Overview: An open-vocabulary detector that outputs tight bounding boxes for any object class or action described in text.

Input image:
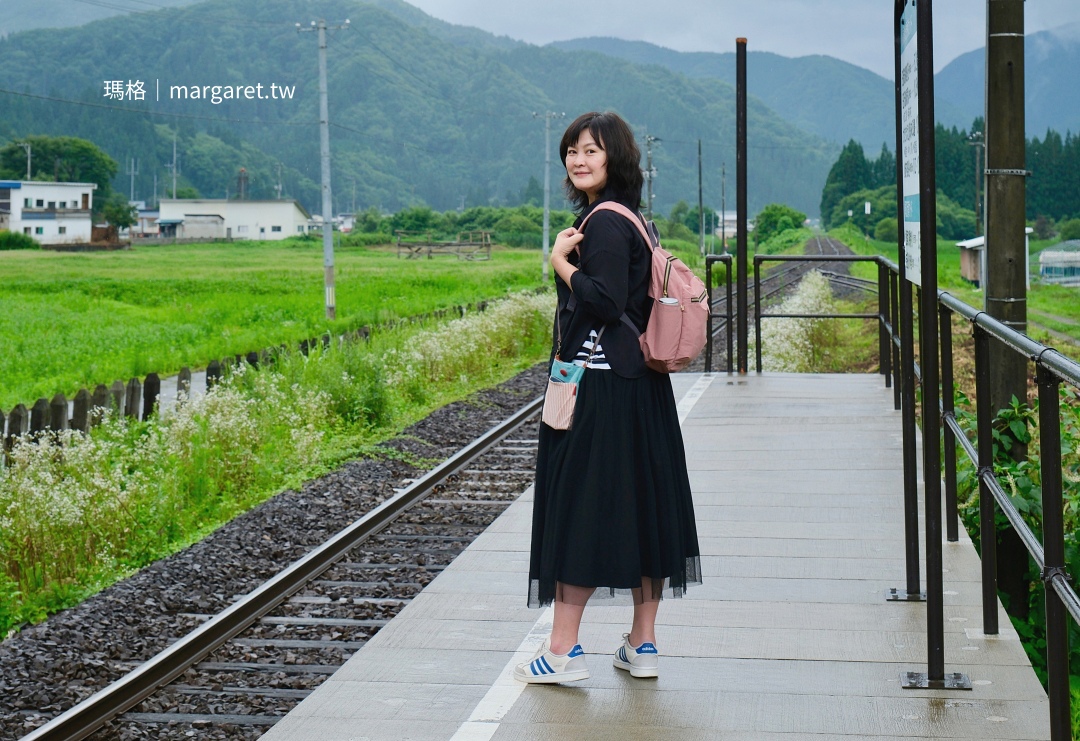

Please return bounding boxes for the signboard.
[900,2,921,285]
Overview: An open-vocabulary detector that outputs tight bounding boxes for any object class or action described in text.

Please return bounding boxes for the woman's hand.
[550,227,583,287]
[551,227,583,264]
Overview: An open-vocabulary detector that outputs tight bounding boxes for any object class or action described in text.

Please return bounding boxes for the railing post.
[705,258,714,373]
[726,258,734,373]
[939,304,959,542]
[878,262,890,385]
[889,272,923,602]
[973,324,999,635]
[891,268,901,410]
[1036,363,1071,741]
[754,256,762,372]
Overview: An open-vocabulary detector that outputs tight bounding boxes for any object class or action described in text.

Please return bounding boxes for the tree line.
[820,119,1080,241]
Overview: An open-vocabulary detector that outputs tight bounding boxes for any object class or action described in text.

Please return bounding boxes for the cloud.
[405,0,1080,78]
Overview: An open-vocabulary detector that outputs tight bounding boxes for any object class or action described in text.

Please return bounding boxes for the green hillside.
[0,0,836,216]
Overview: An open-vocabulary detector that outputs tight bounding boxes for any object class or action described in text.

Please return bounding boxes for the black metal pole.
[1036,364,1071,741]
[891,0,923,605]
[754,257,762,372]
[878,263,886,381]
[736,37,748,374]
[704,261,712,378]
[705,259,714,372]
[974,324,1000,636]
[726,260,734,373]
[891,269,902,410]
[940,304,959,542]
[915,0,946,685]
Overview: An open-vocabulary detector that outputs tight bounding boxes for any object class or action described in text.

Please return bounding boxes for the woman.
[515,111,701,684]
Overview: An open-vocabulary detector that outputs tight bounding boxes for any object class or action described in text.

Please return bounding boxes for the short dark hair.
[559,111,643,212]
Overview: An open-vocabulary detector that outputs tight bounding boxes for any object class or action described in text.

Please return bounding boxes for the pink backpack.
[579,202,709,373]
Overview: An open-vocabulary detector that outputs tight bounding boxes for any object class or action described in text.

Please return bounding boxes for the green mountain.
[935,22,1080,136]
[551,37,899,152]
[0,0,837,216]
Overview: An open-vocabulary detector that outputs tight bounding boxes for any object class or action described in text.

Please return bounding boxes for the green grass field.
[831,223,1080,347]
[0,240,547,409]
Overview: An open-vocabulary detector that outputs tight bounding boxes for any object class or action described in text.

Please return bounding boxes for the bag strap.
[578,201,654,250]
[577,201,650,336]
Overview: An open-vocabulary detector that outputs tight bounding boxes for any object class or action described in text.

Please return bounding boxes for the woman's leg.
[628,578,660,646]
[549,583,595,654]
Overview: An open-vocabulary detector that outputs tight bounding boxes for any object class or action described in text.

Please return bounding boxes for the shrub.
[0,230,39,251]
[1059,218,1080,241]
[875,217,899,243]
[754,203,808,245]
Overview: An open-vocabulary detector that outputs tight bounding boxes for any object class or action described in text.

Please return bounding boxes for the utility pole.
[534,111,564,283]
[967,130,984,237]
[697,139,705,256]
[299,17,350,321]
[18,142,30,180]
[153,171,158,209]
[984,0,1030,626]
[275,163,284,200]
[126,157,139,201]
[171,133,177,197]
[644,133,659,220]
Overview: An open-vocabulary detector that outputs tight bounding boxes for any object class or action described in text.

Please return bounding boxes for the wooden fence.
[0,299,492,462]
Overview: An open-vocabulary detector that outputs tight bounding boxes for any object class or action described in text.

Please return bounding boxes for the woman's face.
[565,130,608,203]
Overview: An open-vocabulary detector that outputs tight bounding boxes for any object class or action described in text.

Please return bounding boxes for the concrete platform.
[261,373,1050,741]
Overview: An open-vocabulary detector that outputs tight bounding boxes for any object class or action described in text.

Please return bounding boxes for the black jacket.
[551,190,653,378]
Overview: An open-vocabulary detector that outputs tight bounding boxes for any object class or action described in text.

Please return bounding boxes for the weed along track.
[1,367,546,741]
[698,233,858,371]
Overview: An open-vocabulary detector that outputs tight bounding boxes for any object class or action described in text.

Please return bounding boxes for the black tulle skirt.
[528,368,702,607]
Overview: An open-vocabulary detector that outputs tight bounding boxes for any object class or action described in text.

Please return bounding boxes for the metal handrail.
[704,254,734,373]
[936,288,1079,740]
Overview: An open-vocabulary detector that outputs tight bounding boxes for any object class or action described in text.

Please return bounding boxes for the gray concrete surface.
[260,372,1050,741]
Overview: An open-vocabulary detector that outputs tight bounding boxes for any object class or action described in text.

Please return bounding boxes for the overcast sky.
[405,0,1080,78]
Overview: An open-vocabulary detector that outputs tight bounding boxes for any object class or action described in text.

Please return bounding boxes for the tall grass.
[0,240,545,408]
[0,291,554,636]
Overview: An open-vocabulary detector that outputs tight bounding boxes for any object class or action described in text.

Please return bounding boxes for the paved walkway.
[261,373,1049,741]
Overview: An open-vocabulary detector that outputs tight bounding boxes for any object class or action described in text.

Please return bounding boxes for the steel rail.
[20,395,544,741]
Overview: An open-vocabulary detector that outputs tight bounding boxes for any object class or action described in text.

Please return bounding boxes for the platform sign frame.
[899,1,921,286]
[894,0,969,692]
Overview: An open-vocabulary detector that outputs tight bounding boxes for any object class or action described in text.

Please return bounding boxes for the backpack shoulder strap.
[579,201,652,247]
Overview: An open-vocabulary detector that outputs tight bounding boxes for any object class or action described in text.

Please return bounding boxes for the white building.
[157,199,311,240]
[0,180,97,245]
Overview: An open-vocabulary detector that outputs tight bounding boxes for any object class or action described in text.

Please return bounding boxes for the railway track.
[3,371,546,741]
[701,233,865,371]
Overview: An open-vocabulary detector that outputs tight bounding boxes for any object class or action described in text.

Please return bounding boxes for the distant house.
[1038,240,1080,286]
[955,228,1033,289]
[157,199,311,240]
[0,180,97,245]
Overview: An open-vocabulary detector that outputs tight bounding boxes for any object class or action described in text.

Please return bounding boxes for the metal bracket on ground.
[901,671,973,690]
[886,587,926,602]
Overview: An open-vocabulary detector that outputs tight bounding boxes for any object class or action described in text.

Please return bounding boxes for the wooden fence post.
[178,367,192,398]
[124,378,141,419]
[91,384,111,427]
[143,373,160,420]
[50,393,69,432]
[110,380,125,415]
[206,359,222,389]
[1,407,6,465]
[30,398,49,435]
[72,389,91,433]
[6,404,28,455]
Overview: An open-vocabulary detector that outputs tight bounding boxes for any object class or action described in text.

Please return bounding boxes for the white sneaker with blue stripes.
[513,640,590,684]
[613,634,659,678]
